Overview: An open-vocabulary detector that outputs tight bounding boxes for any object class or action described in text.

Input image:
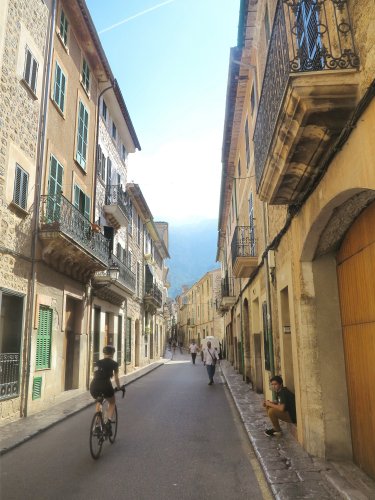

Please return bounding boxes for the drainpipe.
[22,0,56,417]
[262,201,275,376]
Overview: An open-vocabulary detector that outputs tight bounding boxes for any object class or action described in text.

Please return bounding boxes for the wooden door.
[337,201,375,480]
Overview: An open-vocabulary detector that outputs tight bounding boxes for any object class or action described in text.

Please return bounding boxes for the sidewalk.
[219,360,375,500]
[0,355,170,456]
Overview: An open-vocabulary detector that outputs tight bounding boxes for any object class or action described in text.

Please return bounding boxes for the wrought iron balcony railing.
[40,194,110,265]
[144,283,163,307]
[221,277,236,298]
[254,0,359,189]
[105,185,131,222]
[110,253,136,292]
[0,353,20,401]
[231,226,256,265]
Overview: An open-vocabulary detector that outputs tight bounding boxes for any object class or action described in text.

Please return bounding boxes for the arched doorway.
[337,201,375,479]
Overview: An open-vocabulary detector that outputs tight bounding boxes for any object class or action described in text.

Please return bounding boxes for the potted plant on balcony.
[91,222,101,233]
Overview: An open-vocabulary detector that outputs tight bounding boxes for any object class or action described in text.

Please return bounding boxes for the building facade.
[0,0,50,419]
[217,0,375,480]
[176,269,223,348]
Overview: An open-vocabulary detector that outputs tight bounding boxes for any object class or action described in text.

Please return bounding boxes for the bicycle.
[89,385,126,459]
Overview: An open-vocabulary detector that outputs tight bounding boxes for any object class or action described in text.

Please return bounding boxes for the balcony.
[39,195,109,282]
[103,185,131,229]
[254,0,359,205]
[144,283,162,313]
[92,253,136,305]
[231,227,257,278]
[218,277,236,314]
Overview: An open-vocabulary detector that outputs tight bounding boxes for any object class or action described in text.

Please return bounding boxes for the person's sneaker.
[264,428,282,437]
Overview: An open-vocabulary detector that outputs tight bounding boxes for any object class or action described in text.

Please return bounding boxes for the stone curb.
[0,359,169,456]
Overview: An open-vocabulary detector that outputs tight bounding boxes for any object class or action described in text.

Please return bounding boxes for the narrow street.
[1,352,272,500]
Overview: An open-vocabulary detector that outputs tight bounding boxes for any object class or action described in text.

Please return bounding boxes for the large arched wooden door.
[337,201,375,479]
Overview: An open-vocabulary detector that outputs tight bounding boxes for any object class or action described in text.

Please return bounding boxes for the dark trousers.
[191,353,197,364]
[206,364,216,383]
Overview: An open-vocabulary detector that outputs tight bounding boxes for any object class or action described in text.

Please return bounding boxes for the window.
[13,164,28,210]
[238,158,241,179]
[137,262,141,296]
[250,85,255,115]
[249,192,256,257]
[53,61,66,112]
[81,58,90,94]
[74,184,90,220]
[265,4,271,44]
[102,100,107,121]
[97,145,106,181]
[296,1,323,71]
[23,47,38,94]
[106,158,112,189]
[112,122,117,141]
[128,201,133,235]
[47,155,64,221]
[125,318,131,363]
[59,10,69,46]
[128,250,132,270]
[76,101,89,169]
[245,117,251,169]
[121,144,127,161]
[36,306,53,370]
[137,215,141,246]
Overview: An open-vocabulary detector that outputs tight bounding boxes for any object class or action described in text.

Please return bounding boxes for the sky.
[86,0,240,224]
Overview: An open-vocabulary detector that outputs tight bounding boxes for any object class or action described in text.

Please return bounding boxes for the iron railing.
[231,226,257,267]
[144,283,162,307]
[254,0,359,188]
[110,253,136,292]
[105,185,131,222]
[0,353,20,400]
[221,277,236,298]
[40,195,110,265]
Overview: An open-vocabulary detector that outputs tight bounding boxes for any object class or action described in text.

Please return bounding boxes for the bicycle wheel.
[109,405,118,443]
[90,412,104,459]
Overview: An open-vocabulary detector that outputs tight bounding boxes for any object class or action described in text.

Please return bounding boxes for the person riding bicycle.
[89,345,121,435]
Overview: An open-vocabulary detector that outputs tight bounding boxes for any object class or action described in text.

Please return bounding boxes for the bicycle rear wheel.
[109,405,118,443]
[90,412,104,459]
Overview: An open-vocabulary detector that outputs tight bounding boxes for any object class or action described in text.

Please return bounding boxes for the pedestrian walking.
[203,341,219,385]
[189,340,199,364]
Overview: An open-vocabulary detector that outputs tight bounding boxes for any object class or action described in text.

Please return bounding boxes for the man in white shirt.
[203,341,219,385]
[189,340,199,364]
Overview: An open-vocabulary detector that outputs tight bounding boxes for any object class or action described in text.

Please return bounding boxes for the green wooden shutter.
[48,156,63,221]
[73,185,80,208]
[84,194,90,220]
[54,62,66,112]
[36,306,52,370]
[32,376,43,400]
[76,101,88,169]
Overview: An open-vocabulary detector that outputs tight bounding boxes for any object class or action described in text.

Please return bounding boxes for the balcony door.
[295,0,323,70]
[337,201,375,479]
[47,155,63,221]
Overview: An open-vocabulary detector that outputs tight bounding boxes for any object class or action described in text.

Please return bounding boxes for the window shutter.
[36,306,52,370]
[24,49,31,84]
[73,185,80,208]
[13,164,28,209]
[84,194,90,220]
[97,145,102,178]
[30,57,38,93]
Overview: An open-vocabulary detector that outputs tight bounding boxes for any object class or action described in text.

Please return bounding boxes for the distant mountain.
[167,219,220,298]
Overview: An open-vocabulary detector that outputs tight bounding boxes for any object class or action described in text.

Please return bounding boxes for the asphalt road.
[1,352,272,500]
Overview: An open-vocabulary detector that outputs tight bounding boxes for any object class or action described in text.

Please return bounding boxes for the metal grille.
[0,353,20,400]
[231,226,257,267]
[105,185,131,222]
[40,194,110,265]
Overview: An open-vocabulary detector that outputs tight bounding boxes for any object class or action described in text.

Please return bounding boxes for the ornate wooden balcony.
[103,185,131,229]
[92,253,136,305]
[254,0,359,204]
[231,227,257,278]
[39,195,109,282]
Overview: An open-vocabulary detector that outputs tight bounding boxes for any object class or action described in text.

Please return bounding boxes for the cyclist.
[89,345,121,435]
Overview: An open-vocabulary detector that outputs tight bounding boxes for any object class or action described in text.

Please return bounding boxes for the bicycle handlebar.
[115,385,126,398]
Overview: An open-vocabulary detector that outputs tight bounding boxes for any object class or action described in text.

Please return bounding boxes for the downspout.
[262,202,275,376]
[22,0,56,417]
